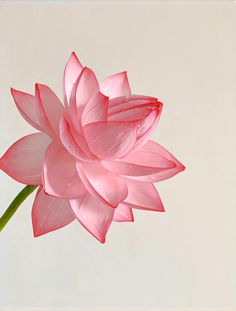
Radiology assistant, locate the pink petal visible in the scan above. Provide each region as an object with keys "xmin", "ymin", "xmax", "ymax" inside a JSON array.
[
  {"xmin": 124, "ymin": 179, "xmax": 164, "ymax": 212},
  {"xmin": 11, "ymin": 85, "xmax": 64, "ymax": 138},
  {"xmin": 67, "ymin": 68, "xmax": 84, "ymax": 131},
  {"xmin": 73, "ymin": 67, "xmax": 99, "ymax": 117},
  {"xmin": 11, "ymin": 88, "xmax": 43, "ymax": 131},
  {"xmin": 104, "ymin": 141, "xmax": 184, "ymax": 183},
  {"xmin": 137, "ymin": 140, "xmax": 185, "ymax": 182},
  {"xmin": 32, "ymin": 186, "xmax": 75, "ymax": 237},
  {"xmin": 0, "ymin": 133, "xmax": 51, "ymax": 185},
  {"xmin": 81, "ymin": 92, "xmax": 109, "ymax": 126},
  {"xmin": 70, "ymin": 192, "xmax": 114, "ymax": 243},
  {"xmin": 136, "ymin": 110, "xmax": 157, "ymax": 137},
  {"xmin": 83, "ymin": 121, "xmax": 137, "ymax": 159},
  {"xmin": 43, "ymin": 141, "xmax": 87, "ymax": 199},
  {"xmin": 100, "ymin": 71, "xmax": 131, "ymax": 99},
  {"xmin": 59, "ymin": 115, "xmax": 91, "ymax": 160},
  {"xmin": 67, "ymin": 67, "xmax": 99, "ymax": 133},
  {"xmin": 132, "ymin": 104, "xmax": 163, "ymax": 152},
  {"xmin": 108, "ymin": 95, "xmax": 157, "ymax": 119},
  {"xmin": 108, "ymin": 95, "xmax": 163, "ymax": 152},
  {"xmin": 109, "ymin": 103, "xmax": 153, "ymax": 122},
  {"xmin": 63, "ymin": 52, "xmax": 83, "ymax": 105},
  {"xmin": 35, "ymin": 84, "xmax": 64, "ymax": 137},
  {"xmin": 77, "ymin": 161, "xmax": 128, "ymax": 208},
  {"xmin": 103, "ymin": 148, "xmax": 175, "ymax": 180},
  {"xmin": 113, "ymin": 203, "xmax": 134, "ymax": 222}
]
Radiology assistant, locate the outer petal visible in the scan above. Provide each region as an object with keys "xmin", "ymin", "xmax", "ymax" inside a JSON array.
[
  {"xmin": 70, "ymin": 192, "xmax": 114, "ymax": 243},
  {"xmin": 100, "ymin": 71, "xmax": 131, "ymax": 99},
  {"xmin": 35, "ymin": 84, "xmax": 64, "ymax": 137},
  {"xmin": 137, "ymin": 140, "xmax": 185, "ymax": 182},
  {"xmin": 11, "ymin": 88, "xmax": 43, "ymax": 131},
  {"xmin": 11, "ymin": 86, "xmax": 64, "ymax": 138},
  {"xmin": 64, "ymin": 52, "xmax": 83, "ymax": 105},
  {"xmin": 32, "ymin": 186, "xmax": 75, "ymax": 237},
  {"xmin": 81, "ymin": 92, "xmax": 108, "ymax": 126},
  {"xmin": 77, "ymin": 161, "xmax": 128, "ymax": 208},
  {"xmin": 113, "ymin": 203, "xmax": 134, "ymax": 222},
  {"xmin": 104, "ymin": 141, "xmax": 184, "ymax": 183},
  {"xmin": 43, "ymin": 141, "xmax": 87, "ymax": 199},
  {"xmin": 83, "ymin": 121, "xmax": 137, "ymax": 160},
  {"xmin": 102, "ymin": 151, "xmax": 175, "ymax": 179},
  {"xmin": 124, "ymin": 179, "xmax": 164, "ymax": 212},
  {"xmin": 0, "ymin": 133, "xmax": 51, "ymax": 185}
]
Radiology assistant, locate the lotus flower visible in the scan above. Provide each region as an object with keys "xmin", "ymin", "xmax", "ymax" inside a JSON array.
[{"xmin": 0, "ymin": 52, "xmax": 184, "ymax": 243}]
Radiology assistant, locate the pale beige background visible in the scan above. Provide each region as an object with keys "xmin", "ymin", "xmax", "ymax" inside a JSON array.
[{"xmin": 0, "ymin": 1, "xmax": 235, "ymax": 310}]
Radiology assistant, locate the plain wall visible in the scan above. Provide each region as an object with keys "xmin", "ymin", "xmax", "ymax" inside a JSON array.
[{"xmin": 0, "ymin": 1, "xmax": 235, "ymax": 310}]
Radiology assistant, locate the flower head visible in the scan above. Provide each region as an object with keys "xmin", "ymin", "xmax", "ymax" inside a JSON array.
[{"xmin": 0, "ymin": 52, "xmax": 185, "ymax": 243}]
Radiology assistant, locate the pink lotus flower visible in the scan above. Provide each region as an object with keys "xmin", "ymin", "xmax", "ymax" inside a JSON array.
[{"xmin": 0, "ymin": 52, "xmax": 184, "ymax": 243}]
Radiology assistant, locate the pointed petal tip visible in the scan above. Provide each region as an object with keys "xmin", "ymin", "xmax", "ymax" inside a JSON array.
[
  {"xmin": 10, "ymin": 87, "xmax": 15, "ymax": 94},
  {"xmin": 129, "ymin": 211, "xmax": 135, "ymax": 222},
  {"xmin": 71, "ymin": 51, "xmax": 79, "ymax": 59},
  {"xmin": 33, "ymin": 229, "xmax": 42, "ymax": 238},
  {"xmin": 175, "ymin": 162, "xmax": 185, "ymax": 174},
  {"xmin": 33, "ymin": 220, "xmax": 73, "ymax": 238},
  {"xmin": 34, "ymin": 83, "xmax": 40, "ymax": 93},
  {"xmin": 180, "ymin": 163, "xmax": 186, "ymax": 171},
  {"xmin": 157, "ymin": 195, "xmax": 165, "ymax": 212},
  {"xmin": 150, "ymin": 203, "xmax": 165, "ymax": 212},
  {"xmin": 35, "ymin": 82, "xmax": 46, "ymax": 90},
  {"xmin": 0, "ymin": 156, "xmax": 7, "ymax": 174},
  {"xmin": 35, "ymin": 83, "xmax": 48, "ymax": 91},
  {"xmin": 119, "ymin": 71, "xmax": 129, "ymax": 81},
  {"xmin": 125, "ymin": 215, "xmax": 134, "ymax": 222},
  {"xmin": 76, "ymin": 218, "xmax": 107, "ymax": 244},
  {"xmin": 32, "ymin": 223, "xmax": 49, "ymax": 238},
  {"xmin": 10, "ymin": 87, "xmax": 29, "ymax": 98},
  {"xmin": 66, "ymin": 51, "xmax": 79, "ymax": 63},
  {"xmin": 119, "ymin": 70, "xmax": 128, "ymax": 76},
  {"xmin": 91, "ymin": 229, "xmax": 107, "ymax": 244},
  {"xmin": 33, "ymin": 227, "xmax": 52, "ymax": 238},
  {"xmin": 69, "ymin": 51, "xmax": 82, "ymax": 65},
  {"xmin": 150, "ymin": 205, "xmax": 165, "ymax": 212},
  {"xmin": 33, "ymin": 226, "xmax": 71, "ymax": 238},
  {"xmin": 155, "ymin": 100, "xmax": 163, "ymax": 112}
]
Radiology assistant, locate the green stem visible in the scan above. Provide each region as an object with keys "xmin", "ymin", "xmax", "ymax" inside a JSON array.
[{"xmin": 0, "ymin": 185, "xmax": 38, "ymax": 232}]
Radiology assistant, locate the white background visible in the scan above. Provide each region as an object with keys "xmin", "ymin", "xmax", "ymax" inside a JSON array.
[{"xmin": 0, "ymin": 1, "xmax": 235, "ymax": 310}]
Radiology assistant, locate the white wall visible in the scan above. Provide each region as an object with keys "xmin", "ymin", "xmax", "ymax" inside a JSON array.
[{"xmin": 0, "ymin": 1, "xmax": 235, "ymax": 310}]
